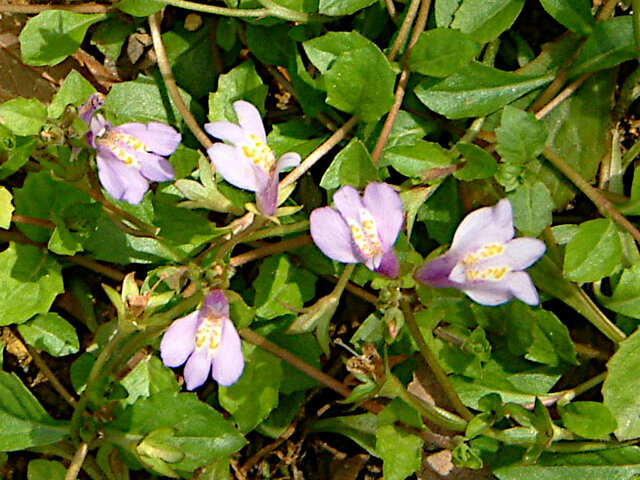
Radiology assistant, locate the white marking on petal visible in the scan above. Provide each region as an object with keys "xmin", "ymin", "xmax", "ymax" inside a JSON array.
[
  {"xmin": 240, "ymin": 134, "xmax": 276, "ymax": 173},
  {"xmin": 194, "ymin": 313, "xmax": 224, "ymax": 357},
  {"xmin": 346, "ymin": 208, "xmax": 384, "ymax": 261},
  {"xmin": 98, "ymin": 130, "xmax": 152, "ymax": 168}
]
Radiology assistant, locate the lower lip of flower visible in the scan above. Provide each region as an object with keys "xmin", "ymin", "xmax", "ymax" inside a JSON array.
[
  {"xmin": 347, "ymin": 208, "xmax": 384, "ymax": 261},
  {"xmin": 241, "ymin": 134, "xmax": 276, "ymax": 172},
  {"xmin": 195, "ymin": 313, "xmax": 223, "ymax": 355},
  {"xmin": 465, "ymin": 265, "xmax": 510, "ymax": 281},
  {"xmin": 99, "ymin": 131, "xmax": 150, "ymax": 167}
]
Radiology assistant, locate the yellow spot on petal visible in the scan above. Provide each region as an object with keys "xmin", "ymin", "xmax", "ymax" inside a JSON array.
[
  {"xmin": 241, "ymin": 134, "xmax": 275, "ymax": 172},
  {"xmin": 195, "ymin": 314, "xmax": 224, "ymax": 356}
]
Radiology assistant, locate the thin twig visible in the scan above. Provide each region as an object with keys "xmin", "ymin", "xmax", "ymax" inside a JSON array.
[
  {"xmin": 149, "ymin": 12, "xmax": 214, "ymax": 151},
  {"xmin": 386, "ymin": 0, "xmax": 422, "ymax": 61},
  {"xmin": 400, "ymin": 298, "xmax": 474, "ymax": 421},
  {"xmin": 280, "ymin": 116, "xmax": 359, "ymax": 189},
  {"xmin": 63, "ymin": 255, "xmax": 125, "ymax": 282},
  {"xmin": 230, "ymin": 235, "xmax": 312, "ymax": 267},
  {"xmin": 12, "ymin": 214, "xmax": 55, "ymax": 229},
  {"xmin": 64, "ymin": 442, "xmax": 89, "ymax": 480},
  {"xmin": 0, "ymin": 3, "xmax": 110, "ymax": 13},
  {"xmin": 25, "ymin": 343, "xmax": 77, "ymax": 408},
  {"xmin": 534, "ymin": 73, "xmax": 590, "ymax": 120},
  {"xmin": 385, "ymin": 0, "xmax": 398, "ymax": 23},
  {"xmin": 543, "ymin": 147, "xmax": 640, "ymax": 244}
]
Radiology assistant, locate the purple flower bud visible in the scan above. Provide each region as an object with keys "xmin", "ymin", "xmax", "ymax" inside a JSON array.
[
  {"xmin": 205, "ymin": 100, "xmax": 301, "ymax": 216},
  {"xmin": 80, "ymin": 95, "xmax": 180, "ymax": 205},
  {"xmin": 310, "ymin": 182, "xmax": 404, "ymax": 278},
  {"xmin": 160, "ymin": 290, "xmax": 244, "ymax": 390},
  {"xmin": 415, "ymin": 199, "xmax": 546, "ymax": 306}
]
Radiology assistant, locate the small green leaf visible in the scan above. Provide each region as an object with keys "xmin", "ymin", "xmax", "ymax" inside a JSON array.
[
  {"xmin": 415, "ymin": 62, "xmax": 552, "ymax": 119},
  {"xmin": 0, "ymin": 98, "xmax": 47, "ymax": 136},
  {"xmin": 603, "ymin": 329, "xmax": 640, "ymax": 440},
  {"xmin": 27, "ymin": 459, "xmax": 66, "ymax": 480},
  {"xmin": 318, "ymin": 0, "xmax": 376, "ymax": 15},
  {"xmin": 324, "ymin": 44, "xmax": 395, "ymax": 122},
  {"xmin": 117, "ymin": 0, "xmax": 166, "ymax": 16},
  {"xmin": 507, "ymin": 180, "xmax": 554, "ymax": 236},
  {"xmin": 496, "ymin": 106, "xmax": 548, "ymax": 165},
  {"xmin": 384, "ymin": 140, "xmax": 454, "ymax": 178},
  {"xmin": 120, "ymin": 356, "xmax": 180, "ymax": 405},
  {"xmin": 569, "ymin": 17, "xmax": 635, "ymax": 77},
  {"xmin": 563, "ymin": 218, "xmax": 622, "ymax": 283},
  {"xmin": 219, "ymin": 344, "xmax": 283, "ymax": 433},
  {"xmin": 0, "ymin": 187, "xmax": 13, "ymax": 229},
  {"xmin": 303, "ymin": 31, "xmax": 372, "ymax": 74},
  {"xmin": 312, "ymin": 413, "xmax": 378, "ymax": 455},
  {"xmin": 454, "ymin": 142, "xmax": 497, "ymax": 180},
  {"xmin": 559, "ymin": 402, "xmax": 617, "ymax": 439},
  {"xmin": 246, "ymin": 24, "xmax": 294, "ymax": 67},
  {"xmin": 376, "ymin": 425, "xmax": 423, "ymax": 480},
  {"xmin": 19, "ymin": 10, "xmax": 106, "ymax": 66},
  {"xmin": 90, "ymin": 17, "xmax": 136, "ymax": 60},
  {"xmin": 596, "ymin": 261, "xmax": 640, "ymax": 319},
  {"xmin": 48, "ymin": 70, "xmax": 96, "ymax": 119},
  {"xmin": 337, "ymin": 139, "xmax": 379, "ymax": 188},
  {"xmin": 450, "ymin": 0, "xmax": 525, "ymax": 44},
  {"xmin": 208, "ymin": 60, "xmax": 267, "ymax": 123},
  {"xmin": 409, "ymin": 28, "xmax": 481, "ymax": 77},
  {"xmin": 17, "ymin": 313, "xmax": 79, "ymax": 357},
  {"xmin": 0, "ymin": 243, "xmax": 63, "ymax": 326},
  {"xmin": 539, "ymin": 0, "xmax": 594, "ymax": 35}
]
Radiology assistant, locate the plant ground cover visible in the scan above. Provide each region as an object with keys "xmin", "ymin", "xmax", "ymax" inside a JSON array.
[{"xmin": 1, "ymin": 0, "xmax": 640, "ymax": 479}]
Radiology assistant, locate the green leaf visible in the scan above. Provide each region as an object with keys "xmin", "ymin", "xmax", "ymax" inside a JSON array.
[
  {"xmin": 603, "ymin": 329, "xmax": 640, "ymax": 440},
  {"xmin": 0, "ymin": 243, "xmax": 63, "ymax": 326},
  {"xmin": 418, "ymin": 177, "xmax": 464, "ymax": 244},
  {"xmin": 0, "ymin": 371, "xmax": 69, "ymax": 451},
  {"xmin": 450, "ymin": 0, "xmax": 525, "ymax": 44},
  {"xmin": 525, "ymin": 310, "xmax": 578, "ymax": 367},
  {"xmin": 384, "ymin": 140, "xmax": 454, "ymax": 178},
  {"xmin": 303, "ymin": 32, "xmax": 372, "ymax": 74},
  {"xmin": 558, "ymin": 402, "xmax": 616, "ymax": 439},
  {"xmin": 496, "ymin": 106, "xmax": 548, "ymax": 164},
  {"xmin": 219, "ymin": 344, "xmax": 283, "ymax": 433},
  {"xmin": 17, "ymin": 313, "xmax": 79, "ymax": 357},
  {"xmin": 0, "ymin": 137, "xmax": 35, "ymax": 180},
  {"xmin": 48, "ymin": 70, "xmax": 96, "ymax": 119},
  {"xmin": 109, "ymin": 391, "xmax": 246, "ymax": 472},
  {"xmin": 507, "ymin": 180, "xmax": 554, "ymax": 236},
  {"xmin": 117, "ymin": 0, "xmax": 166, "ymax": 16},
  {"xmin": 376, "ymin": 425, "xmax": 423, "ymax": 480},
  {"xmin": 208, "ymin": 60, "xmax": 268, "ymax": 123},
  {"xmin": 596, "ymin": 260, "xmax": 640, "ymax": 319},
  {"xmin": 539, "ymin": 0, "xmax": 594, "ymax": 35},
  {"xmin": 337, "ymin": 139, "xmax": 379, "ymax": 188},
  {"xmin": 312, "ymin": 413, "xmax": 378, "ymax": 455},
  {"xmin": 0, "ymin": 186, "xmax": 13, "ymax": 229},
  {"xmin": 254, "ymin": 255, "xmax": 317, "ymax": 319},
  {"xmin": 246, "ymin": 24, "xmax": 294, "ymax": 67},
  {"xmin": 0, "ymin": 98, "xmax": 47, "ymax": 136},
  {"xmin": 436, "ymin": 0, "xmax": 462, "ymax": 27},
  {"xmin": 90, "ymin": 17, "xmax": 136, "ymax": 60},
  {"xmin": 409, "ymin": 28, "xmax": 481, "ymax": 77},
  {"xmin": 324, "ymin": 44, "xmax": 395, "ymax": 122},
  {"xmin": 569, "ymin": 17, "xmax": 635, "ymax": 77},
  {"xmin": 454, "ymin": 142, "xmax": 497, "ymax": 180},
  {"xmin": 415, "ymin": 62, "xmax": 552, "ymax": 119},
  {"xmin": 318, "ymin": 0, "xmax": 377, "ymax": 16},
  {"xmin": 494, "ymin": 447, "xmax": 640, "ymax": 479},
  {"xmin": 19, "ymin": 10, "xmax": 106, "ymax": 66},
  {"xmin": 563, "ymin": 218, "xmax": 622, "ymax": 283},
  {"xmin": 119, "ymin": 355, "xmax": 180, "ymax": 405},
  {"xmin": 105, "ymin": 75, "xmax": 197, "ymax": 125},
  {"xmin": 27, "ymin": 459, "xmax": 66, "ymax": 480}
]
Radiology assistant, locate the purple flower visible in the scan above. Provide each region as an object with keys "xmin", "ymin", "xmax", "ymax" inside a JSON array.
[
  {"xmin": 415, "ymin": 199, "xmax": 545, "ymax": 306},
  {"xmin": 204, "ymin": 100, "xmax": 301, "ymax": 216},
  {"xmin": 310, "ymin": 182, "xmax": 403, "ymax": 278},
  {"xmin": 160, "ymin": 290, "xmax": 244, "ymax": 390},
  {"xmin": 82, "ymin": 97, "xmax": 180, "ymax": 204}
]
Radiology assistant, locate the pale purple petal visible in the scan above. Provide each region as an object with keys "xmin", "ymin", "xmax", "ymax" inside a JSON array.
[
  {"xmin": 507, "ymin": 271, "xmax": 540, "ymax": 306},
  {"xmin": 462, "ymin": 284, "xmax": 513, "ymax": 306},
  {"xmin": 310, "ymin": 207, "xmax": 360, "ymax": 264},
  {"xmin": 137, "ymin": 152, "xmax": 175, "ymax": 182},
  {"xmin": 276, "ymin": 152, "xmax": 301, "ymax": 172},
  {"xmin": 207, "ymin": 143, "xmax": 261, "ymax": 191},
  {"xmin": 211, "ymin": 317, "xmax": 244, "ymax": 387},
  {"xmin": 204, "ymin": 290, "xmax": 229, "ymax": 316},
  {"xmin": 116, "ymin": 122, "xmax": 181, "ymax": 156},
  {"xmin": 502, "ymin": 238, "xmax": 546, "ymax": 270},
  {"xmin": 79, "ymin": 93, "xmax": 104, "ymax": 124},
  {"xmin": 256, "ymin": 174, "xmax": 279, "ymax": 216},
  {"xmin": 233, "ymin": 100, "xmax": 266, "ymax": 142},
  {"xmin": 362, "ymin": 182, "xmax": 403, "ymax": 251},
  {"xmin": 451, "ymin": 199, "xmax": 514, "ymax": 253},
  {"xmin": 88, "ymin": 115, "xmax": 110, "ymax": 148},
  {"xmin": 332, "ymin": 185, "xmax": 365, "ymax": 223},
  {"xmin": 205, "ymin": 121, "xmax": 248, "ymax": 145},
  {"xmin": 415, "ymin": 253, "xmax": 459, "ymax": 288},
  {"xmin": 374, "ymin": 249, "xmax": 399, "ymax": 278},
  {"xmin": 96, "ymin": 148, "xmax": 149, "ymax": 204},
  {"xmin": 183, "ymin": 348, "xmax": 211, "ymax": 391},
  {"xmin": 160, "ymin": 311, "xmax": 199, "ymax": 367}
]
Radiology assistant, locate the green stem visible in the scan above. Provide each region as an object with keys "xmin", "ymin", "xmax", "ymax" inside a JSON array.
[
  {"xmin": 148, "ymin": 0, "xmax": 323, "ymax": 22},
  {"xmin": 400, "ymin": 298, "xmax": 474, "ymax": 421},
  {"xmin": 622, "ymin": 136, "xmax": 640, "ymax": 169},
  {"xmin": 31, "ymin": 443, "xmax": 108, "ymax": 480},
  {"xmin": 242, "ymin": 220, "xmax": 310, "ymax": 242}
]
